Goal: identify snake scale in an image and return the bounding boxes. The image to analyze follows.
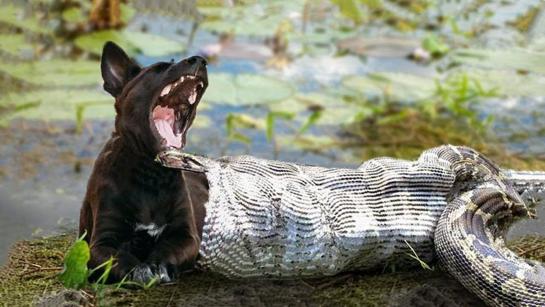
[156,145,545,306]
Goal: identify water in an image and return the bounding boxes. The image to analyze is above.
[1,1,545,264]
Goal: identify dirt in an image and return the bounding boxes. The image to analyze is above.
[2,233,544,307]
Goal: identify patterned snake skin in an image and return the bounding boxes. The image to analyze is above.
[156,145,545,306]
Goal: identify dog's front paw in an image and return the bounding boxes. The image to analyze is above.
[150,263,175,283]
[129,264,156,284]
[129,263,176,284]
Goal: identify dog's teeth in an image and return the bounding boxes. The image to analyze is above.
[160,84,172,97]
[188,91,197,104]
[180,76,185,83]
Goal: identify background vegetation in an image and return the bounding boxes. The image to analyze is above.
[1,0,545,165]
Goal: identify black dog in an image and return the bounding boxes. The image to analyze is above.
[79,42,209,283]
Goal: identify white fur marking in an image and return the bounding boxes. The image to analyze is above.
[135,223,166,238]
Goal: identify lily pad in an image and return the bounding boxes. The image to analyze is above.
[452,49,545,75]
[204,73,294,105]
[421,35,449,57]
[62,7,86,24]
[464,69,545,97]
[271,93,368,127]
[529,37,545,52]
[336,36,419,57]
[0,4,52,35]
[0,34,35,57]
[343,73,436,102]
[201,17,285,37]
[199,1,303,37]
[0,59,101,86]
[75,30,185,57]
[0,89,112,122]
[331,0,363,25]
[268,97,309,114]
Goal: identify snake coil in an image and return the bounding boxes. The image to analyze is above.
[158,145,545,306]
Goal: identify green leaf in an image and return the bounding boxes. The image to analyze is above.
[462,68,545,97]
[0,89,112,122]
[0,4,52,35]
[59,233,90,289]
[343,73,436,102]
[199,2,303,37]
[123,31,185,57]
[75,30,186,57]
[421,34,449,57]
[236,74,294,105]
[204,73,294,105]
[75,31,130,55]
[91,257,114,287]
[331,0,362,24]
[0,34,35,57]
[62,7,86,24]
[270,93,369,128]
[452,49,545,75]
[266,111,294,141]
[266,113,274,141]
[0,60,101,86]
[298,110,322,134]
[227,113,265,130]
[268,97,309,114]
[225,113,263,145]
[230,132,252,144]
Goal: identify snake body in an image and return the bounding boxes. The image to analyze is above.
[157,145,545,306]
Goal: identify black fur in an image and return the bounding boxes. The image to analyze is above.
[79,42,209,283]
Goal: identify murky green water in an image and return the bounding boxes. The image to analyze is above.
[1,0,545,263]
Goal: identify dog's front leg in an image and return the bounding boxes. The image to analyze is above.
[88,208,142,283]
[89,244,141,282]
[146,224,200,283]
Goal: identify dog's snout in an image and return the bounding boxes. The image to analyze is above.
[185,56,207,67]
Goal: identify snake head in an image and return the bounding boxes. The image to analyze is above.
[155,150,207,173]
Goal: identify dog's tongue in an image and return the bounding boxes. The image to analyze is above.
[153,106,182,148]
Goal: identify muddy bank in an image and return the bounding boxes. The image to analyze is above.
[2,233,544,306]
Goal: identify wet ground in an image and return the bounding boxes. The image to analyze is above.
[3,233,544,306]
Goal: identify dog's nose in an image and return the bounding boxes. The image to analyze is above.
[185,56,207,67]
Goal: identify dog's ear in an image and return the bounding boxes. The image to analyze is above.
[101,41,141,97]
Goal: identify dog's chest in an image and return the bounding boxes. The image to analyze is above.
[129,194,175,239]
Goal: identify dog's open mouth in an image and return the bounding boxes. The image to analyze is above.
[151,75,205,149]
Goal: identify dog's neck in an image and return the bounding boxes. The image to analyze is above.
[108,132,183,192]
